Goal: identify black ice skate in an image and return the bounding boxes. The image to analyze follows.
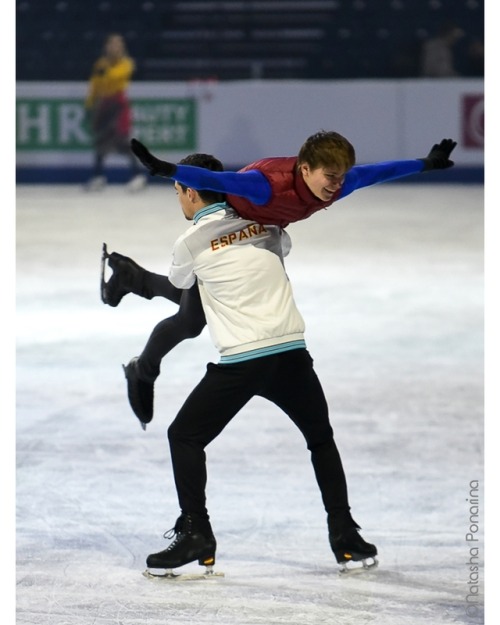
[328,514,378,574]
[144,514,223,581]
[100,242,146,307]
[122,357,154,430]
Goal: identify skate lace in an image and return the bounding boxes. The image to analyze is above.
[162,515,186,542]
[163,527,177,540]
[160,527,183,554]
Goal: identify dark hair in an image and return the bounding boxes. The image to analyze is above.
[297,130,355,172]
[178,153,225,204]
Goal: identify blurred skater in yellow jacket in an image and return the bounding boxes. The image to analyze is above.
[85,33,146,192]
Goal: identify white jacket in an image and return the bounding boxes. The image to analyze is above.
[169,203,306,363]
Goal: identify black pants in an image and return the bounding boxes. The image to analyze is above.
[136,279,206,382]
[167,349,350,520]
[91,100,139,176]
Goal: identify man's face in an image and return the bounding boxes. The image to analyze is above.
[174,182,196,220]
[300,163,346,201]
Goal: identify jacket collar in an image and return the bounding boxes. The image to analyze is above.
[193,202,230,225]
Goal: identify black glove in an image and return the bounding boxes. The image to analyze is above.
[130,138,177,177]
[420,139,457,171]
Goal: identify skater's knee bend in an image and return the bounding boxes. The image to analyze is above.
[167,422,184,444]
[168,422,207,448]
[167,422,177,442]
[185,316,206,338]
[176,309,206,339]
[306,432,336,454]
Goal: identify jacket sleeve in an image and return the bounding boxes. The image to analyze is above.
[173,167,271,205]
[339,160,425,200]
[169,236,197,289]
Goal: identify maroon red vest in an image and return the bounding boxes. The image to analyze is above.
[227,156,341,227]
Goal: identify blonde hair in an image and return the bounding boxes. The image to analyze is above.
[297,130,355,171]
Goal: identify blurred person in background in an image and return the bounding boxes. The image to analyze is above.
[461,38,484,77]
[84,33,146,192]
[419,21,465,77]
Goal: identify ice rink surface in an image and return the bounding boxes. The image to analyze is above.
[15,182,486,624]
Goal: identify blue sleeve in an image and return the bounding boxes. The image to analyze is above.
[172,166,272,205]
[338,160,426,200]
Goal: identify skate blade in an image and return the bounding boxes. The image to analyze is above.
[100,242,110,303]
[143,567,224,582]
[338,556,378,576]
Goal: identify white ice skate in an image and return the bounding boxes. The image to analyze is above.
[84,175,107,192]
[338,555,379,575]
[126,173,147,193]
[143,564,225,582]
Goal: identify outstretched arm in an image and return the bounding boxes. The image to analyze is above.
[172,166,271,205]
[339,159,424,199]
[339,138,457,200]
[130,138,271,205]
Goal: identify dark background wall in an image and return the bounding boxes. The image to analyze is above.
[17,0,484,82]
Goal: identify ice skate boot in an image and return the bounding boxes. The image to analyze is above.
[100,242,147,307]
[84,175,106,192]
[328,513,378,574]
[144,513,221,580]
[122,357,154,430]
